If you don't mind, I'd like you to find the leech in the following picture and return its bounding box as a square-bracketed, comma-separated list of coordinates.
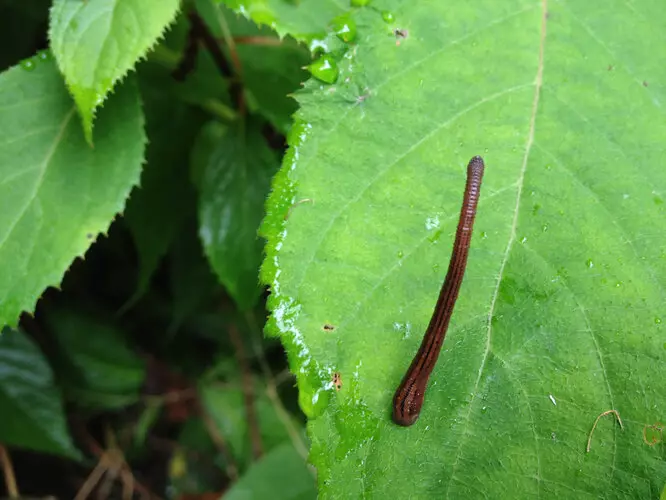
[392, 156, 485, 426]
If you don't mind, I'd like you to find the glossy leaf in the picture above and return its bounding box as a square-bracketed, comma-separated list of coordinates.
[49, 0, 180, 142]
[0, 56, 145, 328]
[261, 1, 666, 498]
[192, 120, 278, 310]
[0, 328, 80, 459]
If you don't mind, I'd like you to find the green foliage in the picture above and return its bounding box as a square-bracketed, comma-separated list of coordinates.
[0, 328, 80, 459]
[0, 56, 145, 328]
[44, 305, 146, 409]
[192, 120, 279, 310]
[0, 0, 664, 498]
[218, 0, 347, 42]
[224, 441, 316, 500]
[49, 0, 181, 143]
[260, 0, 666, 498]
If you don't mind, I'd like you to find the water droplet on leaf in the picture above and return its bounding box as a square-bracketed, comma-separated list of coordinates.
[332, 14, 357, 43]
[20, 59, 35, 71]
[382, 11, 395, 23]
[307, 55, 339, 84]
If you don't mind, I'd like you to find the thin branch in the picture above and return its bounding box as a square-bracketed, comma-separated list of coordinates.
[0, 445, 18, 498]
[244, 311, 310, 461]
[187, 10, 233, 79]
[200, 407, 239, 481]
[228, 324, 264, 460]
[232, 36, 283, 46]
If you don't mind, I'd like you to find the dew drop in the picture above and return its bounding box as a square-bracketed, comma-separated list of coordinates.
[484, 148, 489, 153]
[481, 406, 488, 414]
[20, 59, 36, 71]
[615, 281, 622, 288]
[307, 55, 339, 84]
[332, 14, 357, 43]
[381, 11, 395, 23]
[397, 250, 404, 259]
[432, 263, 440, 273]
[585, 259, 594, 268]
[545, 164, 552, 170]
[520, 236, 527, 244]
[655, 317, 662, 324]
[481, 231, 488, 239]
[542, 224, 548, 232]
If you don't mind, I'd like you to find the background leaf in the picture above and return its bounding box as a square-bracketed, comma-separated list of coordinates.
[122, 63, 208, 309]
[44, 305, 146, 409]
[261, 1, 666, 497]
[193, 119, 278, 310]
[222, 441, 316, 500]
[0, 327, 80, 459]
[49, 0, 180, 142]
[0, 56, 145, 328]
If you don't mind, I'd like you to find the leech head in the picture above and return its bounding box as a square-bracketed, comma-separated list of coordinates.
[392, 376, 427, 426]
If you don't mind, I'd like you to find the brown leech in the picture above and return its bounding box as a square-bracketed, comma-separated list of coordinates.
[392, 156, 485, 426]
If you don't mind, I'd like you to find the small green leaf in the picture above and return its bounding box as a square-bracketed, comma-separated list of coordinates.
[192, 120, 278, 310]
[0, 58, 145, 328]
[48, 0, 180, 143]
[223, 441, 315, 500]
[45, 306, 146, 409]
[218, 0, 347, 43]
[0, 328, 80, 460]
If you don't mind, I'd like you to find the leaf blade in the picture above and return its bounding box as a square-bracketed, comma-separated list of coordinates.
[49, 0, 180, 142]
[0, 56, 145, 327]
[261, 1, 666, 497]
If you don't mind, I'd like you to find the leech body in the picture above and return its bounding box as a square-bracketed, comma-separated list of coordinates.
[392, 156, 485, 426]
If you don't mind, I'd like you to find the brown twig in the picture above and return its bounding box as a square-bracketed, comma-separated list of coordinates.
[0, 444, 18, 498]
[200, 409, 239, 481]
[186, 10, 233, 78]
[232, 36, 283, 46]
[74, 424, 160, 500]
[228, 324, 263, 460]
[586, 409, 624, 452]
[172, 12, 201, 81]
